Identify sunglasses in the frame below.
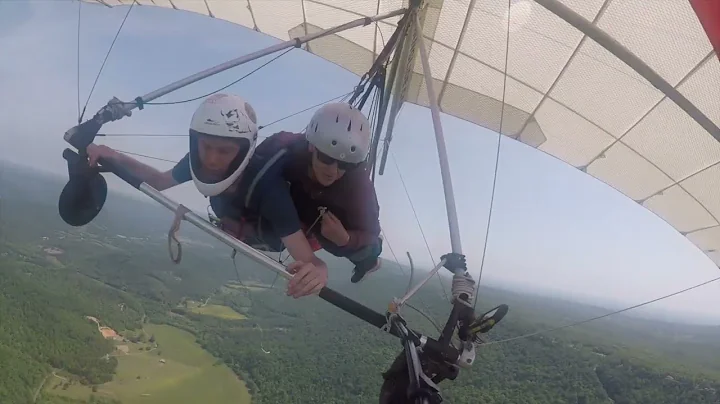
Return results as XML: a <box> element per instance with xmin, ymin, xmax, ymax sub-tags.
<box><xmin>314</xmin><ymin>149</ymin><xmax>361</xmax><ymax>171</ymax></box>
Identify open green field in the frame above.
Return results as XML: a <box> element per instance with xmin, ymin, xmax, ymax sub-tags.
<box><xmin>188</xmin><ymin>303</ymin><xmax>247</xmax><ymax>320</ymax></box>
<box><xmin>44</xmin><ymin>324</ymin><xmax>251</xmax><ymax>404</ymax></box>
<box><xmin>224</xmin><ymin>280</ymin><xmax>272</xmax><ymax>292</ymax></box>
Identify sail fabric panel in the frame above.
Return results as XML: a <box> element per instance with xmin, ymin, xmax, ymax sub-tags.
<box><xmin>642</xmin><ymin>185</ymin><xmax>716</xmax><ymax>235</ymax></box>
<box><xmin>205</xmin><ymin>0</ymin><xmax>258</xmax><ymax>28</ymax></box>
<box><xmin>585</xmin><ymin>141</ymin><xmax>673</xmax><ymax>202</ymax></box>
<box><xmin>169</xmin><ymin>0</ymin><xmax>210</xmax><ymax>15</ymax></box>
<box><xmin>622</xmin><ymin>98</ymin><xmax>720</xmax><ymax>182</ymax></box>
<box><xmin>80</xmin><ymin>0</ymin><xmax>720</xmax><ymax>264</ymax></box>
<box><xmin>681</xmin><ymin>164</ymin><xmax>720</xmax><ymax>225</ymax></box>
<box><xmin>532</xmin><ymin>98</ymin><xmax>615</xmax><ymax>168</ymax></box>
<box><xmin>678</xmin><ymin>55</ymin><xmax>720</xmax><ymax>131</ymax></box>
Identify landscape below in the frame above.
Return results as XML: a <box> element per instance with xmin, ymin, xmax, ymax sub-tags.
<box><xmin>1</xmin><ymin>164</ymin><xmax>719</xmax><ymax>404</ymax></box>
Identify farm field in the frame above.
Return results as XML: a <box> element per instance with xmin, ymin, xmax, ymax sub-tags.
<box><xmin>44</xmin><ymin>324</ymin><xmax>251</xmax><ymax>404</ymax></box>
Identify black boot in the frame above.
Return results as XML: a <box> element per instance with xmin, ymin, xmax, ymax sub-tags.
<box><xmin>351</xmin><ymin>258</ymin><xmax>381</xmax><ymax>283</ymax></box>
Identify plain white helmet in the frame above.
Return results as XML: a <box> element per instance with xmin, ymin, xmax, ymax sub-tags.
<box><xmin>305</xmin><ymin>102</ymin><xmax>371</xmax><ymax>164</ymax></box>
<box><xmin>188</xmin><ymin>93</ymin><xmax>259</xmax><ymax>196</ymax></box>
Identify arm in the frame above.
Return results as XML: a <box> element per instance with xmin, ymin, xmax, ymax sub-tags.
<box><xmin>107</xmin><ymin>151</ymin><xmax>179</xmax><ymax>191</ymax></box>
<box><xmin>335</xmin><ymin>181</ymin><xmax>381</xmax><ymax>252</ymax></box>
<box><xmin>251</xmin><ymin>171</ymin><xmax>329</xmax><ymax>298</ymax></box>
<box><xmin>281</xmin><ymin>230</ymin><xmax>326</xmax><ymax>267</ymax></box>
<box><xmin>87</xmin><ymin>144</ymin><xmax>184</xmax><ymax>191</ymax></box>
<box><xmin>254</xmin><ymin>169</ymin><xmax>326</xmax><ymax>267</ymax></box>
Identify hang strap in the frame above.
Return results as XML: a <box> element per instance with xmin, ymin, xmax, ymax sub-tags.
<box><xmin>168</xmin><ymin>204</ymin><xmax>191</xmax><ymax>264</ymax></box>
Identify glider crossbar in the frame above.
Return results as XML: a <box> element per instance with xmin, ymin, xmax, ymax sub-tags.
<box><xmin>97</xmin><ymin>156</ymin><xmax>392</xmax><ymax>327</ymax></box>
<box><xmin>60</xmin><ymin>145</ymin><xmax>441</xmax><ymax>345</ymax></box>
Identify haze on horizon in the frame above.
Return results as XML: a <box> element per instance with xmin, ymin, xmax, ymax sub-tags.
<box><xmin>1</xmin><ymin>0</ymin><xmax>718</xmax><ymax>325</ymax></box>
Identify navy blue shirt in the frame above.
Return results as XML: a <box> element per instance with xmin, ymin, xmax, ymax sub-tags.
<box><xmin>171</xmin><ymin>151</ymin><xmax>302</xmax><ymax>238</ymax></box>
<box><xmin>234</xmin><ymin>145</ymin><xmax>303</xmax><ymax>238</ymax></box>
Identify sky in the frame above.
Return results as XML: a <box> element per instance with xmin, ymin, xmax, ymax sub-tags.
<box><xmin>1</xmin><ymin>0</ymin><xmax>719</xmax><ymax>324</ymax></box>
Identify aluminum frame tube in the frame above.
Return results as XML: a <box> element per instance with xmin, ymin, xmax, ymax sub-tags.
<box><xmin>413</xmin><ymin>13</ymin><xmax>463</xmax><ymax>257</ymax></box>
<box><xmin>137</xmin><ymin>183</ymin><xmax>293</xmax><ymax>280</ymax></box>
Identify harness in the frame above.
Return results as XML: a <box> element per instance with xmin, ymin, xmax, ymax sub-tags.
<box><xmin>244</xmin><ymin>147</ymin><xmax>288</xmax><ymax>209</ymax></box>
<box><xmin>234</xmin><ymin>136</ymin><xmax>326</xmax><ymax>251</ymax></box>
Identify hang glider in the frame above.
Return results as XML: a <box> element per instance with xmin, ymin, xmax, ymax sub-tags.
<box><xmin>57</xmin><ymin>1</ymin><xmax>720</xmax><ymax>403</ymax></box>
<box><xmin>80</xmin><ymin>0</ymin><xmax>720</xmax><ymax>267</ymax></box>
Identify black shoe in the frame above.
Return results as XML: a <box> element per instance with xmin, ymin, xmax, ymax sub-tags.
<box><xmin>351</xmin><ymin>259</ymin><xmax>381</xmax><ymax>283</ymax></box>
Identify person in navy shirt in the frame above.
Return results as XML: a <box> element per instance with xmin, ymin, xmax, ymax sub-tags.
<box><xmin>85</xmin><ymin>93</ymin><xmax>330</xmax><ymax>299</ymax></box>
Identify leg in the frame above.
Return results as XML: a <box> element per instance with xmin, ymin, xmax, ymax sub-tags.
<box><xmin>316</xmin><ymin>234</ymin><xmax>383</xmax><ymax>283</ymax></box>
<box><xmin>221</xmin><ymin>216</ymin><xmax>285</xmax><ymax>253</ymax></box>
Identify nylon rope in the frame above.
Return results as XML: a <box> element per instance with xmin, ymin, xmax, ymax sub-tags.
<box><xmin>388</xmin><ymin>150</ymin><xmax>451</xmax><ymax>304</ymax></box>
<box><xmin>473</xmin><ymin>0</ymin><xmax>511</xmax><ymax>310</ymax></box>
<box><xmin>483</xmin><ymin>276</ymin><xmax>720</xmax><ymax>346</ymax></box>
<box><xmin>79</xmin><ymin>0</ymin><xmax>136</xmax><ymax>123</ymax></box>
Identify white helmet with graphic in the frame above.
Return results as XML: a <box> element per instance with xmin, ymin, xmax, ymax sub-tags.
<box><xmin>188</xmin><ymin>93</ymin><xmax>259</xmax><ymax>196</ymax></box>
<box><xmin>305</xmin><ymin>102</ymin><xmax>371</xmax><ymax>164</ymax></box>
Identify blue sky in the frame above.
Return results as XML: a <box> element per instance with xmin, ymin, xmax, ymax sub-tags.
<box><xmin>1</xmin><ymin>0</ymin><xmax>718</xmax><ymax>324</ymax></box>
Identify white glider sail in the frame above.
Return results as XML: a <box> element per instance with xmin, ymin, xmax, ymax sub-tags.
<box><xmin>81</xmin><ymin>0</ymin><xmax>720</xmax><ymax>265</ymax></box>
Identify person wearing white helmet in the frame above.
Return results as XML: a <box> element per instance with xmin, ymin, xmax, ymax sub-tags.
<box><xmin>87</xmin><ymin>93</ymin><xmax>257</xmax><ymax>198</ymax></box>
<box><xmin>224</xmin><ymin>102</ymin><xmax>383</xmax><ymax>292</ymax></box>
<box><xmin>85</xmin><ymin>93</ymin><xmax>327</xmax><ymax>298</ymax></box>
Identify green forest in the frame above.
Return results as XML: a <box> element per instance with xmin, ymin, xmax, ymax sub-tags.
<box><xmin>1</xmin><ymin>165</ymin><xmax>719</xmax><ymax>404</ymax></box>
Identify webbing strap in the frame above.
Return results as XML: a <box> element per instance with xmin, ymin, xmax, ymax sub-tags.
<box><xmin>244</xmin><ymin>148</ymin><xmax>288</xmax><ymax>208</ymax></box>
<box><xmin>168</xmin><ymin>204</ymin><xmax>191</xmax><ymax>264</ymax></box>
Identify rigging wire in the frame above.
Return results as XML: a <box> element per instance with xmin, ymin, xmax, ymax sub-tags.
<box><xmin>76</xmin><ymin>0</ymin><xmax>81</xmax><ymax>121</ymax></box>
<box><xmin>483</xmin><ymin>276</ymin><xmax>720</xmax><ymax>346</ymax></box>
<box><xmin>406</xmin><ymin>302</ymin><xmax>441</xmax><ymax>334</ymax></box>
<box><xmin>139</xmin><ymin>48</ymin><xmax>294</xmax><ymax>106</ymax></box>
<box><xmin>100</xmin><ymin>92</ymin><xmax>352</xmax><ymax>161</ymax></box>
<box><xmin>99</xmin><ymin>134</ymin><xmax>187</xmax><ymax>137</ymax></box>
<box><xmin>258</xmin><ymin>91</ymin><xmax>353</xmax><ymax>130</ymax></box>
<box><xmin>388</xmin><ymin>150</ymin><xmax>451</xmax><ymax>304</ymax></box>
<box><xmin>96</xmin><ymin>91</ymin><xmax>351</xmax><ymax>140</ymax></box>
<box><xmin>79</xmin><ymin>0</ymin><xmax>136</xmax><ymax>123</ymax></box>
<box><xmin>230</xmin><ymin>250</ymin><xmax>271</xmax><ymax>354</ymax></box>
<box><xmin>115</xmin><ymin>149</ymin><xmax>178</xmax><ymax>164</ymax></box>
<box><xmin>473</xmin><ymin>0</ymin><xmax>511</xmax><ymax>311</ymax></box>
<box><xmin>359</xmin><ymin>78</ymin><xmax>446</xmax><ymax>330</ymax></box>
<box><xmin>380</xmin><ymin>228</ymin><xmax>442</xmax><ymax>333</ymax></box>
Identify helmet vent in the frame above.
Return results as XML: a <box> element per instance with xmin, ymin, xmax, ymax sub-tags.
<box><xmin>347</xmin><ymin>120</ymin><xmax>352</xmax><ymax>131</ymax></box>
<box><xmin>331</xmin><ymin>140</ymin><xmax>338</xmax><ymax>146</ymax></box>
<box><xmin>336</xmin><ymin>115</ymin><xmax>340</xmax><ymax>123</ymax></box>
<box><xmin>350</xmin><ymin>146</ymin><xmax>356</xmax><ymax>152</ymax></box>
